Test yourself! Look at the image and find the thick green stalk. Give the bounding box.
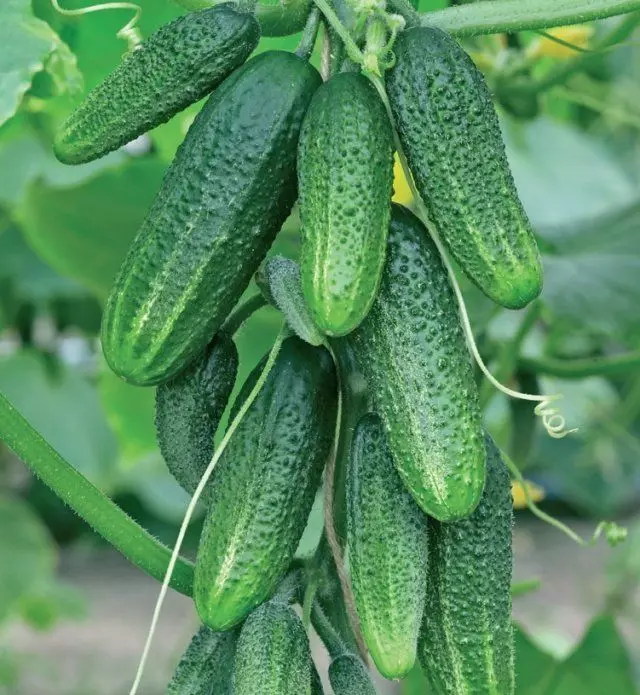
[519,349,640,379]
[0,392,195,596]
[421,0,640,37]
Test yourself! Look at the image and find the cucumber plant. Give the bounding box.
[0,0,637,694]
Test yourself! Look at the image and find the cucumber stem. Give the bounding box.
[0,391,195,596]
[129,325,289,695]
[312,0,365,62]
[296,7,322,58]
[221,293,267,337]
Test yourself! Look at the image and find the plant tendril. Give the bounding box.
[51,0,142,51]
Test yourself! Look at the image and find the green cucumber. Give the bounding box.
[328,654,377,695]
[350,204,484,521]
[101,51,321,386]
[155,334,238,496]
[54,5,260,165]
[387,27,543,310]
[167,624,237,695]
[233,600,315,695]
[298,71,394,336]
[419,435,514,695]
[195,337,337,631]
[347,413,429,679]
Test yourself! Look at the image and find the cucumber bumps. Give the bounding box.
[101,52,321,385]
[351,204,485,521]
[387,27,543,309]
[419,435,515,695]
[347,413,428,678]
[55,5,260,164]
[298,72,394,336]
[195,338,337,631]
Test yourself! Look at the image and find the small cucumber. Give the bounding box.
[387,27,543,309]
[233,600,316,695]
[166,624,237,695]
[350,204,485,522]
[298,71,394,336]
[328,654,377,695]
[155,334,238,496]
[54,5,260,165]
[195,337,337,631]
[101,51,321,385]
[347,413,429,679]
[419,435,514,695]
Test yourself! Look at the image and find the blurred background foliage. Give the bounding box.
[0,0,639,692]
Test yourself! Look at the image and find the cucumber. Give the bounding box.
[328,654,377,695]
[350,204,484,521]
[166,624,237,695]
[101,52,321,386]
[233,600,315,695]
[155,334,238,496]
[54,5,260,165]
[298,71,394,336]
[419,435,514,695]
[347,413,429,679]
[387,27,543,310]
[194,337,337,631]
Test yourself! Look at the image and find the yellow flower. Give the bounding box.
[392,153,413,205]
[528,25,594,60]
[511,480,545,509]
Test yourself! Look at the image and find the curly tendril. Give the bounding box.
[51,0,142,52]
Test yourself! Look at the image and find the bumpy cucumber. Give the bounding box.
[328,654,377,695]
[350,204,484,521]
[54,5,260,165]
[155,334,238,496]
[233,600,315,695]
[195,338,337,631]
[166,624,237,695]
[387,27,543,309]
[419,435,514,695]
[298,71,394,336]
[101,52,321,385]
[347,413,429,679]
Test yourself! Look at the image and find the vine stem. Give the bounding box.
[0,392,195,595]
[129,326,288,695]
[367,73,576,439]
[312,0,364,62]
[520,348,640,379]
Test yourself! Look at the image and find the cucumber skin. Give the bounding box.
[233,601,315,695]
[350,204,485,522]
[101,52,321,386]
[166,624,238,695]
[387,27,543,310]
[54,5,260,165]
[347,413,429,679]
[328,654,377,695]
[298,72,394,336]
[194,338,337,631]
[155,334,238,496]
[419,435,514,695]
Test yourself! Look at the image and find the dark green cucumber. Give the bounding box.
[347,413,428,679]
[419,435,514,695]
[298,71,394,336]
[233,600,315,695]
[387,27,543,309]
[328,654,377,695]
[54,5,260,165]
[166,624,237,695]
[194,338,337,631]
[350,204,484,521]
[101,52,321,386]
[155,334,238,496]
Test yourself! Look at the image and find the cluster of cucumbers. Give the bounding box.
[55,2,545,693]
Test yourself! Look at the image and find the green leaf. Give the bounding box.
[0,350,117,486]
[0,495,56,623]
[0,0,59,125]
[423,0,640,37]
[515,624,558,695]
[17,157,167,300]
